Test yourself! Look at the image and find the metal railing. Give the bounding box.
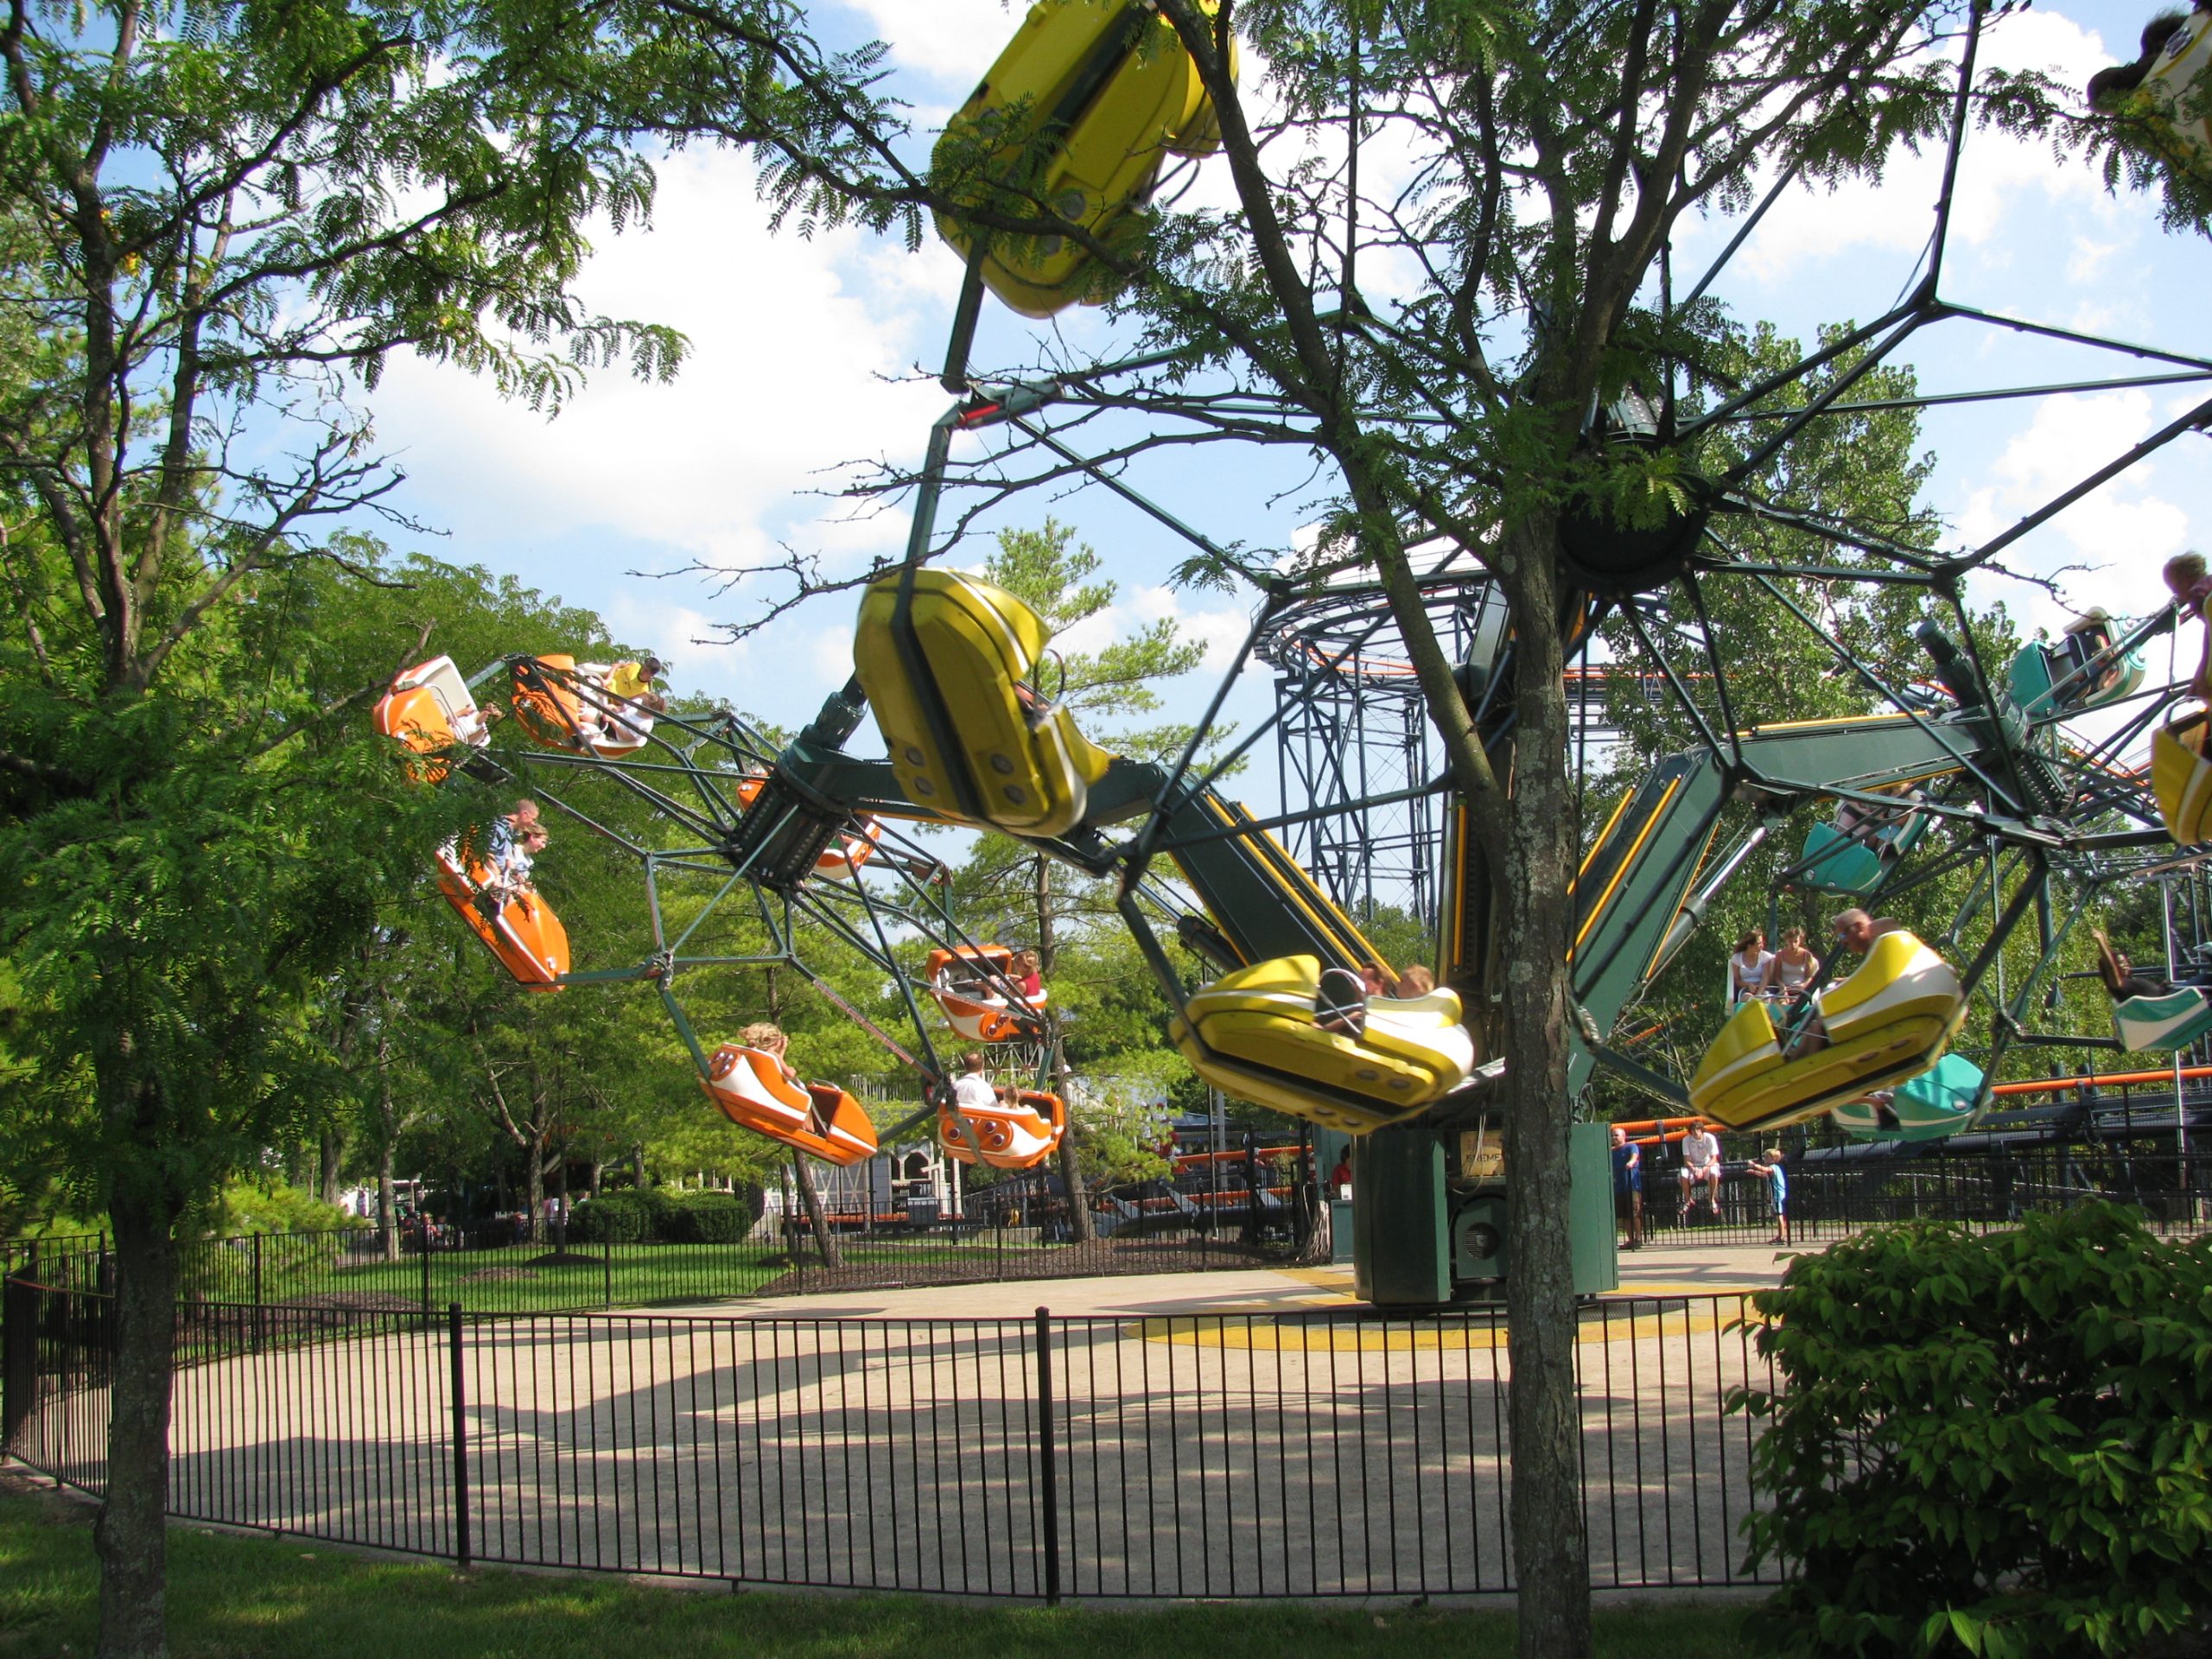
[1,1217,1294,1319]
[1628,1143,2209,1250]
[3,1281,1778,1599]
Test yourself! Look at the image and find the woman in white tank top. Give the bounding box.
[1729,931,1774,1002]
[1764,927,1821,1004]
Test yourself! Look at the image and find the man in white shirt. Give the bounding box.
[1677,1121,1724,1221]
[946,1051,998,1153]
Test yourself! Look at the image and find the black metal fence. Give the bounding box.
[1,1218,1294,1319]
[1631,1132,2209,1249]
[3,1280,1777,1599]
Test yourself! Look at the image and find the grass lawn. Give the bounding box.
[176,1233,1224,1315]
[0,1480,1769,1658]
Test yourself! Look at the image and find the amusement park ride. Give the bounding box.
[378,0,2212,1306]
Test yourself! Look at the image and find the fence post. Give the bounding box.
[420,1233,433,1317]
[603,1243,613,1309]
[1033,1305,1061,1605]
[448,1301,471,1568]
[251,1234,265,1354]
[3,1276,35,1455]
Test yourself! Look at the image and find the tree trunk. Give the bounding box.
[376,1139,400,1265]
[588,1158,603,1198]
[1052,1118,1093,1244]
[98,1185,177,1659]
[1495,524,1592,1659]
[317,1127,343,1210]
[372,1017,402,1262]
[1036,853,1096,1243]
[791,1154,841,1268]
[525,1127,548,1244]
[549,1153,569,1248]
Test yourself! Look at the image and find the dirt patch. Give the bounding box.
[525,1250,604,1269]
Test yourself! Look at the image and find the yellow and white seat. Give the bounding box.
[373,656,487,783]
[2153,711,2212,844]
[2128,6,2212,162]
[933,0,1234,317]
[938,1088,1065,1171]
[1169,955,1478,1134]
[432,843,569,991]
[700,1046,879,1166]
[855,569,1112,837]
[1688,930,1966,1133]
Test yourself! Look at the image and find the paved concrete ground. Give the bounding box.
[644,1236,1801,1320]
[129,1238,1795,1600]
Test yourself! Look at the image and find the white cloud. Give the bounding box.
[370,147,949,570]
[1951,390,2191,632]
[2067,234,2121,284]
[836,0,1015,88]
[1128,583,1266,677]
[1688,9,2126,285]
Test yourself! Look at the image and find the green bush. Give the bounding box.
[662,1191,748,1243]
[569,1187,761,1244]
[1732,1205,2212,1658]
[203,1178,351,1238]
[567,1191,667,1245]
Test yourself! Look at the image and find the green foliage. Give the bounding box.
[983,518,1211,762]
[1072,1120,1172,1187]
[567,1185,762,1244]
[659,1189,757,1244]
[205,1178,353,1238]
[1732,1206,2212,1658]
[567,1190,664,1244]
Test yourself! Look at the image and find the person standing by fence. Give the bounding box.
[1611,1126,1643,1249]
[1759,1148,1790,1245]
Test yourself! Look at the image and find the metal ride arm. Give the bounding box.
[1449,696,2078,1105]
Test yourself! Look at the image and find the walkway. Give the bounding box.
[626,1237,1800,1320]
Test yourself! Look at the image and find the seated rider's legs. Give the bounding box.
[1782,1001,1828,1060]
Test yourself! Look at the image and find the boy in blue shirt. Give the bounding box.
[1759,1148,1789,1246]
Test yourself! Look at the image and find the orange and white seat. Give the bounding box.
[925,945,1046,1043]
[432,843,569,990]
[938,1089,1065,1171]
[511,655,660,760]
[700,1045,879,1166]
[373,656,487,782]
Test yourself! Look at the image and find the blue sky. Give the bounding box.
[354,1,2212,796]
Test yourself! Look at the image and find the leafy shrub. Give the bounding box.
[569,1186,762,1244]
[1732,1205,2212,1658]
[567,1190,667,1244]
[663,1191,748,1244]
[204,1177,352,1238]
